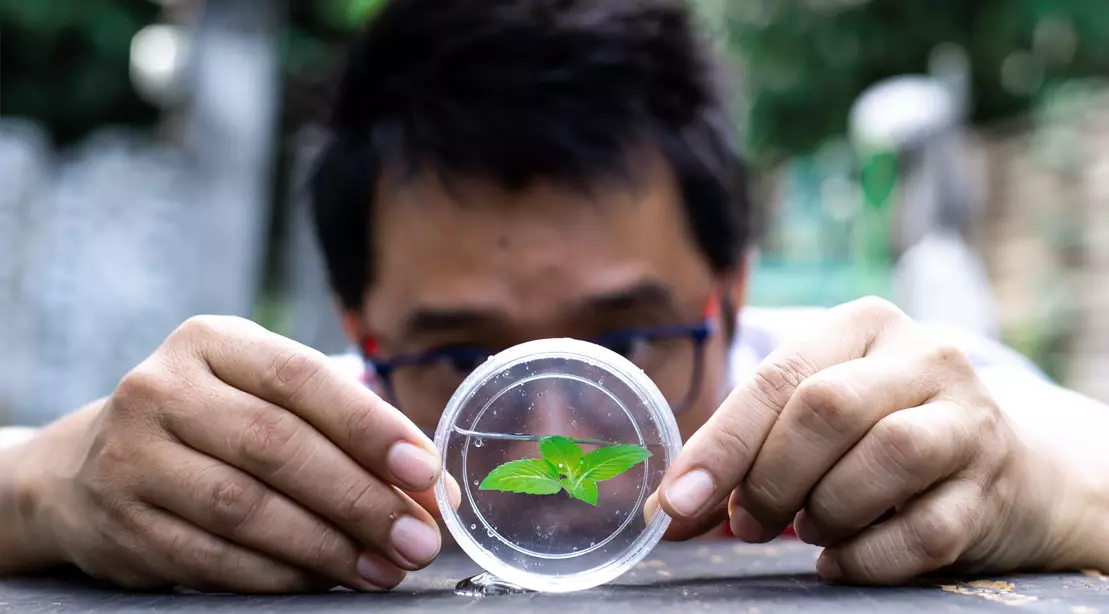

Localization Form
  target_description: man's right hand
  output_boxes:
[5,316,457,593]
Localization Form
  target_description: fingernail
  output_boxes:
[445,474,462,510]
[643,493,660,525]
[730,507,768,543]
[356,552,406,590]
[390,515,441,567]
[816,551,843,583]
[387,442,440,491]
[665,469,716,518]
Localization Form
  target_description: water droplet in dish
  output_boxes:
[474,438,484,448]
[471,524,476,529]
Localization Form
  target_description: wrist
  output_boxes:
[977,368,1109,573]
[0,435,60,573]
[0,402,105,574]
[998,382,1109,571]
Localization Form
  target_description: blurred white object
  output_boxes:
[0,427,36,450]
[850,73,998,338]
[894,231,999,339]
[849,76,958,150]
[130,24,191,105]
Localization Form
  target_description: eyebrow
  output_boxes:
[578,280,677,315]
[400,280,679,339]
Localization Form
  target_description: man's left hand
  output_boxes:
[650,297,1069,584]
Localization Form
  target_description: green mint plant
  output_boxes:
[478,436,652,506]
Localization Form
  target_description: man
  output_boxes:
[3,0,1108,594]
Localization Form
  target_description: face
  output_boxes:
[349,155,742,446]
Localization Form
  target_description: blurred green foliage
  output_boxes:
[0,0,160,144]
[4,0,1108,156]
[725,0,1109,163]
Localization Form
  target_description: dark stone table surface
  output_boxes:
[4,540,1108,613]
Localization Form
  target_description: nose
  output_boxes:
[535,378,608,437]
[500,378,600,460]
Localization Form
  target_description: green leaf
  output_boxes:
[570,479,599,506]
[538,436,583,476]
[479,459,563,496]
[577,445,653,483]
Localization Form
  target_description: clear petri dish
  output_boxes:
[433,338,682,593]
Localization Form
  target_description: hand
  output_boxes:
[21,316,457,593]
[650,297,1068,584]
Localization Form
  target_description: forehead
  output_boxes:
[363,159,715,339]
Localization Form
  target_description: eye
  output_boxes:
[432,347,493,375]
[599,336,650,364]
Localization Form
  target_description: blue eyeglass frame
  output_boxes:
[362,320,715,415]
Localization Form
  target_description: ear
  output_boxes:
[726,248,755,311]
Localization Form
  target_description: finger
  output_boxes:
[658,298,910,521]
[644,494,730,542]
[407,474,462,520]
[129,508,325,594]
[798,401,978,547]
[162,380,441,570]
[816,479,985,585]
[134,441,404,591]
[172,316,439,492]
[733,354,943,542]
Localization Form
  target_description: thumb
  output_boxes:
[645,494,729,541]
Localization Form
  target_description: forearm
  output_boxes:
[0,403,102,575]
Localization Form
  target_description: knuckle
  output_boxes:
[343,401,384,450]
[206,475,268,535]
[908,506,963,566]
[848,296,906,325]
[114,364,170,411]
[972,400,1002,438]
[263,348,326,405]
[171,315,223,346]
[304,525,351,571]
[707,410,758,468]
[805,488,850,532]
[923,341,973,374]
[872,416,937,477]
[239,409,302,469]
[795,376,861,437]
[741,476,790,519]
[337,479,391,529]
[752,354,818,411]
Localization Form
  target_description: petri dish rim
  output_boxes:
[433,337,682,593]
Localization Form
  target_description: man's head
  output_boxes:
[310,0,752,440]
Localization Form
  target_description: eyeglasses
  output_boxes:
[361,297,719,428]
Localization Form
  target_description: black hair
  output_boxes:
[310,0,752,310]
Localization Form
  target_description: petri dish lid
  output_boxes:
[433,338,682,593]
